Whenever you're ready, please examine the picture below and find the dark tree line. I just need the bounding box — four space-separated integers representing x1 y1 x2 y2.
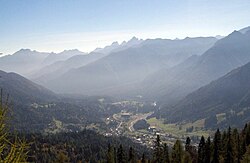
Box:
24 130 150 163
149 123 250 163
104 122 250 163
22 122 250 162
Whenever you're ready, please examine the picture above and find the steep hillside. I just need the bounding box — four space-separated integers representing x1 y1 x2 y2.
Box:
157 61 250 128
142 30 250 103
0 70 121 132
0 70 57 104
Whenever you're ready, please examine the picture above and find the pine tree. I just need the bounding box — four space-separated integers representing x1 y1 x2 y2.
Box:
153 135 163 163
221 130 228 159
240 124 248 160
212 129 221 163
233 128 240 163
185 137 191 152
171 140 184 163
183 152 192 163
117 144 126 163
163 143 170 163
246 124 250 146
241 145 250 163
107 143 115 163
128 147 136 163
184 137 198 162
205 137 211 163
198 136 206 163
225 127 234 163
114 147 117 163
141 153 146 163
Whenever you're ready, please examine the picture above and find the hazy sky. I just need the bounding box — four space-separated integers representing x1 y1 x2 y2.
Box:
1 0 250 55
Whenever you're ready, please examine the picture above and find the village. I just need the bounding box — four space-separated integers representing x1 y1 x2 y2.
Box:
103 105 206 148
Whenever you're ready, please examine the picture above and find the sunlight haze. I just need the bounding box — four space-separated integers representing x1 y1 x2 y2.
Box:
1 0 250 55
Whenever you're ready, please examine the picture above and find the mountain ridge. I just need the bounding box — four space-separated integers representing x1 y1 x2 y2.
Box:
0 70 57 104
40 37 217 96
141 29 250 103
156 61 250 128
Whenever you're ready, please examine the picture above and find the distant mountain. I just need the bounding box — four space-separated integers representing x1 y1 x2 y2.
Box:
140 36 217 61
215 35 224 39
142 29 250 103
94 41 120 54
31 52 106 84
43 37 217 96
0 49 85 76
93 37 144 54
239 26 250 34
0 49 50 76
31 37 143 82
42 49 86 66
0 70 57 104
157 61 250 128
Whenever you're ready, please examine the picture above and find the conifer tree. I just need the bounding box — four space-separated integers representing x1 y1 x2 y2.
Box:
128 147 136 163
107 143 115 163
117 144 126 163
240 124 248 160
233 129 240 163
171 140 184 163
141 153 146 163
225 127 234 163
246 125 250 146
236 134 241 163
212 129 221 163
241 145 250 163
205 137 211 163
153 135 163 163
185 137 191 152
184 136 197 162
221 130 228 159
198 136 206 163
163 143 170 163
114 147 117 163
183 152 192 163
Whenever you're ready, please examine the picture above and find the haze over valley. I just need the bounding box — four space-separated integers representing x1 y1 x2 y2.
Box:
1 1 250 162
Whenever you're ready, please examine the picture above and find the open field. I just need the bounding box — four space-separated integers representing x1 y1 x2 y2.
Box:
147 117 211 138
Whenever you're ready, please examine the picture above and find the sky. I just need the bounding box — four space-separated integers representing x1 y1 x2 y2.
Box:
0 0 250 55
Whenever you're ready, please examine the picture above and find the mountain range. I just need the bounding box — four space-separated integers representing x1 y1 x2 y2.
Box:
0 70 119 132
156 60 250 128
1 26 250 130
142 29 250 104
38 37 217 96
0 49 86 76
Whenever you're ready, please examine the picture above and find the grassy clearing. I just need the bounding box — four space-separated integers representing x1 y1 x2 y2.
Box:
216 113 226 123
147 118 211 138
45 118 64 134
